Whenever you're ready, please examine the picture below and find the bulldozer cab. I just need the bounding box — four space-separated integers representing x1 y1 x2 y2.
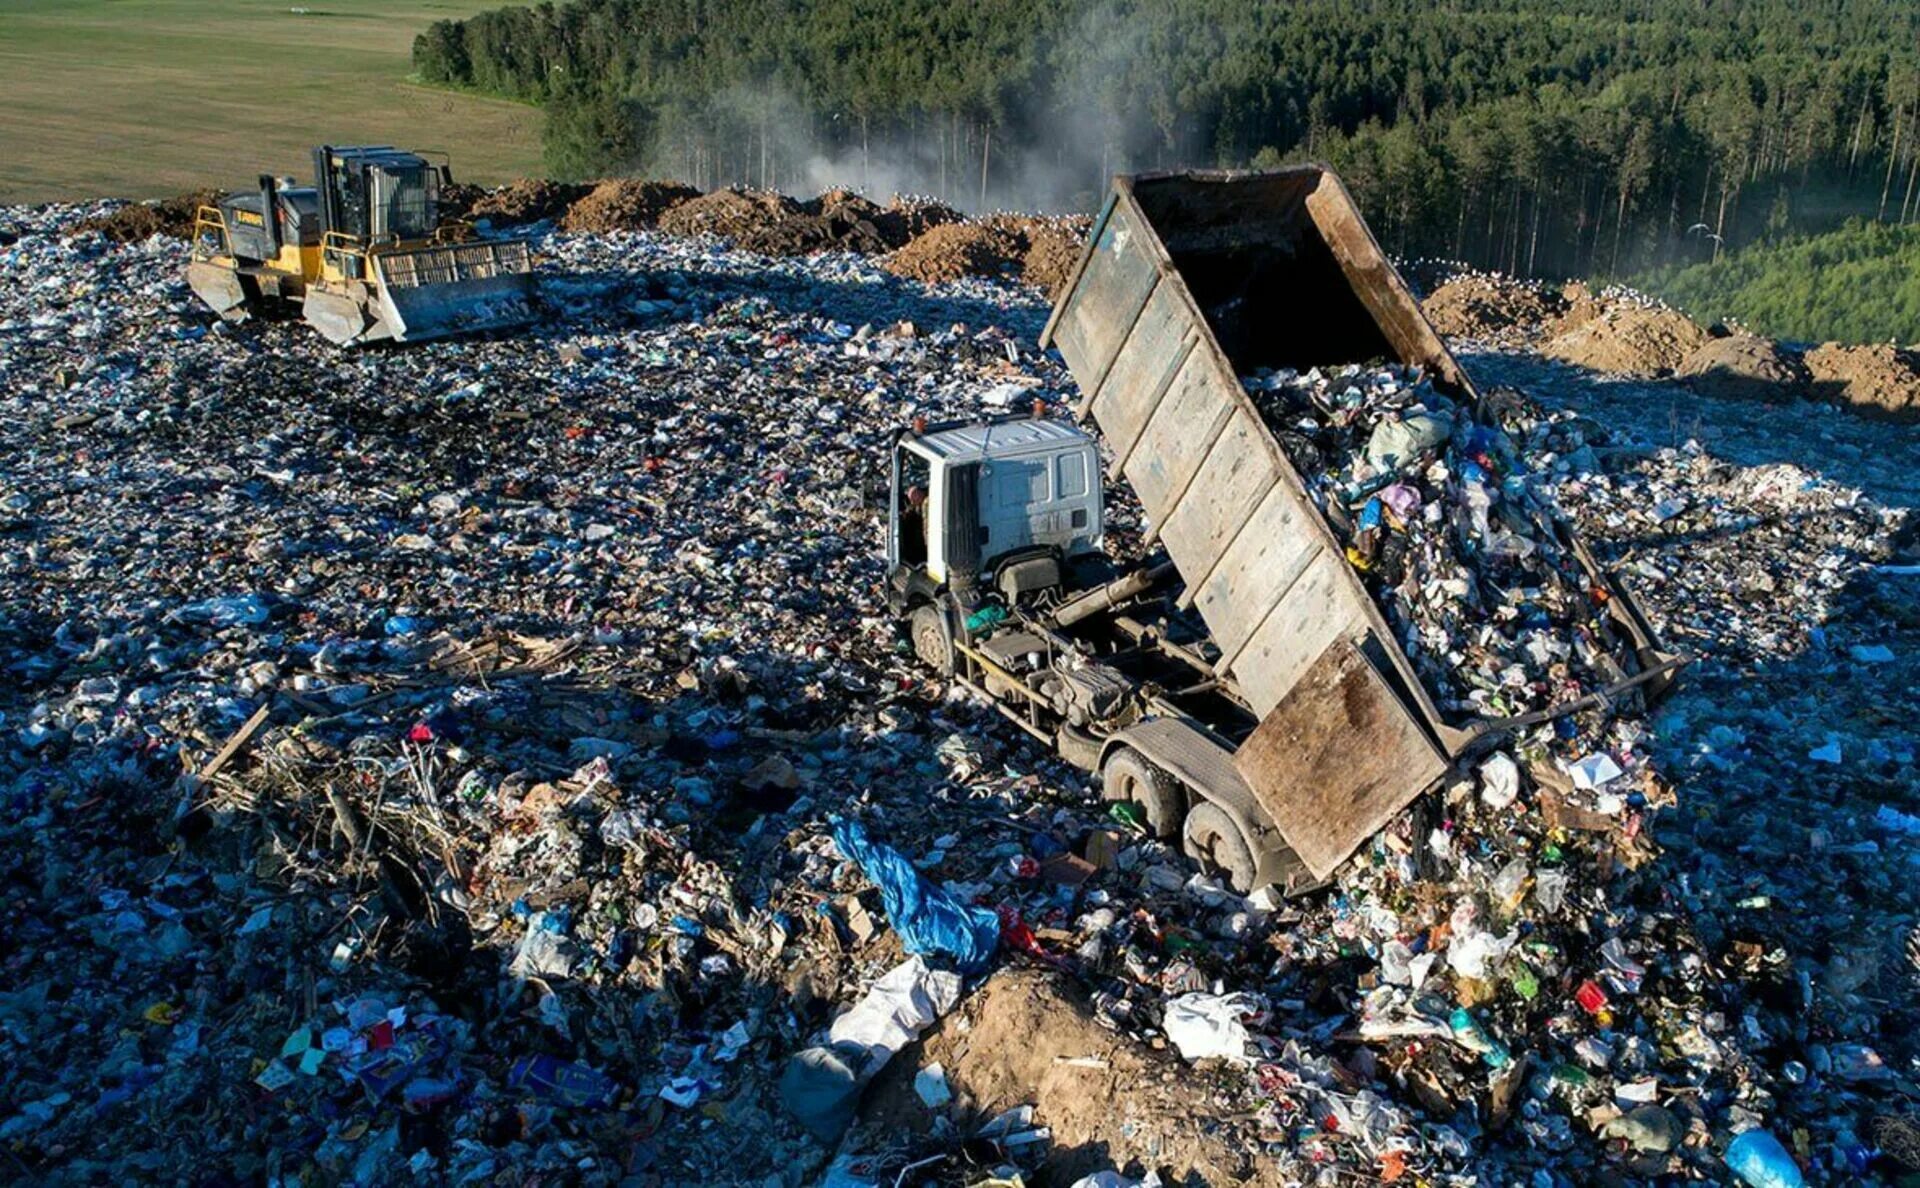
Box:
313 146 440 244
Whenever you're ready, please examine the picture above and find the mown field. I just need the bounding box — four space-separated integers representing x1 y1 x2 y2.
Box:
0 0 544 204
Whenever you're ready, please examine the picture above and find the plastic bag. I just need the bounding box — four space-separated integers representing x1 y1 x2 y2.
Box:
830 817 1000 971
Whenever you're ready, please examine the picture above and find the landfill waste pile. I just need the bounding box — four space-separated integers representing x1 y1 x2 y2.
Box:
1245 363 1654 722
1 193 1916 1187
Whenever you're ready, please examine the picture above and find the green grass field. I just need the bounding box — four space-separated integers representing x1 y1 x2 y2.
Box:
0 0 545 204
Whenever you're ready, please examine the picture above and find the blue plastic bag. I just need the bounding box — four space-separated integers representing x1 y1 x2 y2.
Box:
1725 1129 1805 1188
830 817 1000 971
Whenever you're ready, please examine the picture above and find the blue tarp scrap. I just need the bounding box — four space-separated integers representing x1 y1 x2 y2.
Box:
829 817 1000 972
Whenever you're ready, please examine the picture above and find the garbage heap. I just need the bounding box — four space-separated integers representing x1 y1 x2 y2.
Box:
1 199 1912 1186
1185 364 1768 1178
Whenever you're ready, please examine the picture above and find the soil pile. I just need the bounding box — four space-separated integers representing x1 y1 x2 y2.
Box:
992 215 1090 298
436 181 486 224
1552 280 1604 335
805 189 915 253
1422 272 1567 341
861 970 1289 1187
560 178 701 233
882 195 964 242
658 187 803 240
1019 225 1084 297
1544 300 1707 374
69 190 224 242
883 221 1023 284
1678 334 1807 401
1805 342 1920 421
469 178 588 226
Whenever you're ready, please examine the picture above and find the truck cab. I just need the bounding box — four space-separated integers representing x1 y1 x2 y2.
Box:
886 412 1103 618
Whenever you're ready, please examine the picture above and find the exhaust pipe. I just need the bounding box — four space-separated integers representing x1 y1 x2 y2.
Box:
258 174 281 257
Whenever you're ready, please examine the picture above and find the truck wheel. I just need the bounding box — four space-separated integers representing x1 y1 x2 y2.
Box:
1054 723 1103 771
909 604 953 675
1184 802 1259 894
1100 747 1183 840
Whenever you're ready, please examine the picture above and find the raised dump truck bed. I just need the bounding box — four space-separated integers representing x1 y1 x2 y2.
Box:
1041 167 1670 878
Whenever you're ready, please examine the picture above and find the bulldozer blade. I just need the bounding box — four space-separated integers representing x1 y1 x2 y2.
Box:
370 241 537 344
302 287 387 347
187 261 252 321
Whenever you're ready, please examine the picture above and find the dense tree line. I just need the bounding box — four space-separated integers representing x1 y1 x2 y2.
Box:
414 0 1920 277
1633 219 1920 343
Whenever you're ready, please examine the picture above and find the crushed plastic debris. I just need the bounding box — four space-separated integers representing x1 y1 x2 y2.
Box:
0 186 1911 1186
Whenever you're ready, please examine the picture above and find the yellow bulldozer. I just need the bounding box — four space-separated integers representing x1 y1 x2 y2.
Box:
187 145 536 346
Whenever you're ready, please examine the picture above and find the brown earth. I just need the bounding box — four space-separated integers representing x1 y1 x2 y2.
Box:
1422 273 1568 341
436 181 486 224
1804 342 1920 421
884 221 1024 284
69 189 223 242
657 187 804 240
469 178 589 227
860 968 1292 1186
1543 302 1708 375
1678 335 1808 402
1551 281 1603 336
1020 224 1085 298
883 195 965 242
559 178 701 233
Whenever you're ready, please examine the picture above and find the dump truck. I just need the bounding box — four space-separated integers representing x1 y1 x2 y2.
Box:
188 145 536 346
885 166 1678 895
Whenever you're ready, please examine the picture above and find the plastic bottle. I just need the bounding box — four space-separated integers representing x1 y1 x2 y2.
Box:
1724 1129 1805 1188
1448 1007 1511 1068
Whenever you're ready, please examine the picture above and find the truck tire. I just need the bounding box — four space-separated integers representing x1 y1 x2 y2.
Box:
1054 723 1102 771
1183 802 1259 894
1100 747 1184 840
909 604 953 675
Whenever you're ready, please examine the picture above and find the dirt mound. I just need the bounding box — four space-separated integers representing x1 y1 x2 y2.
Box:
1553 280 1603 335
560 178 701 233
860 969 1290 1186
1543 301 1707 375
883 195 964 241
654 186 941 256
658 187 803 239
1678 334 1807 402
1422 272 1567 341
69 190 223 242
469 178 588 227
1019 220 1087 297
436 181 486 224
1805 342 1920 421
815 189 924 252
883 221 1023 284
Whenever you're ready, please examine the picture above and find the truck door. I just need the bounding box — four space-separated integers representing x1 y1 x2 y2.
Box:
943 462 982 589
889 444 930 568
983 457 1051 559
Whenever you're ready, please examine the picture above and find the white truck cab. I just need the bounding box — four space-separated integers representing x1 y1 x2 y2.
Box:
886 414 1104 602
